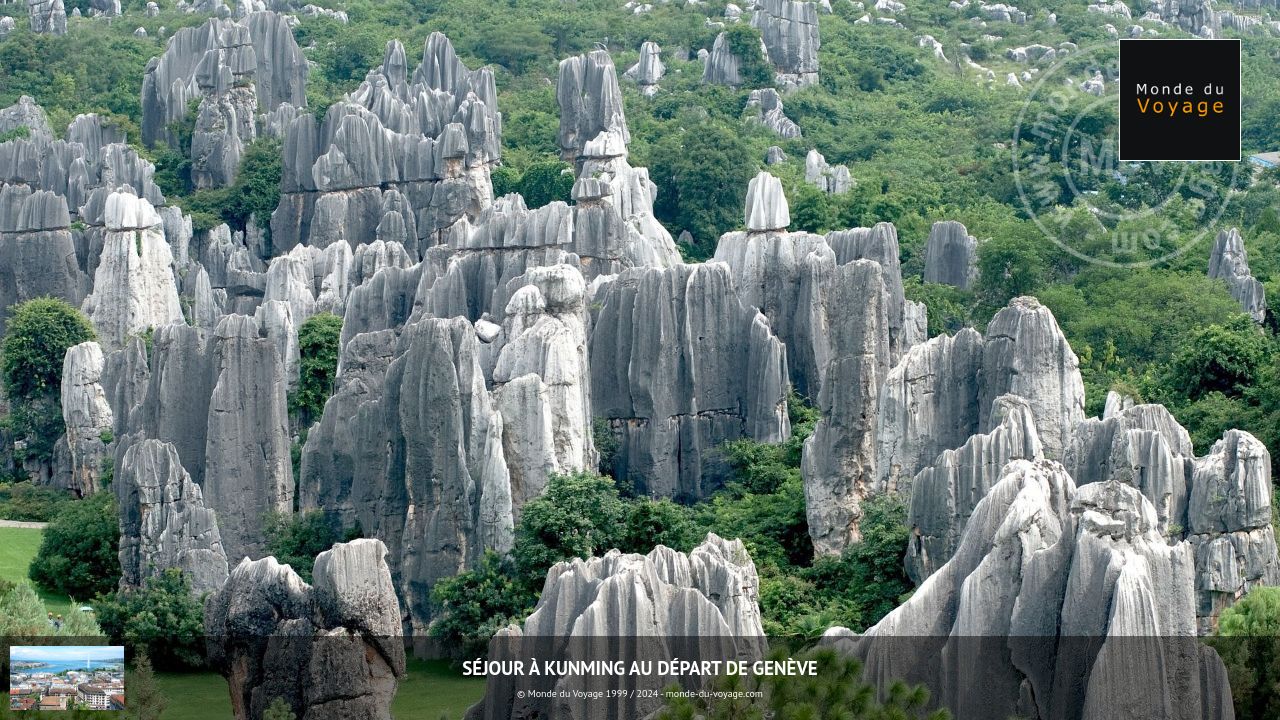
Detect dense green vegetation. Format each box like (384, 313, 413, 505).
(28, 491, 121, 601)
(95, 569, 208, 671)
(0, 526, 77, 617)
(0, 481, 73, 521)
(1, 298, 97, 472)
(262, 509, 356, 583)
(290, 312, 344, 427)
(656, 647, 949, 720)
(434, 397, 912, 654)
(1211, 586, 1280, 719)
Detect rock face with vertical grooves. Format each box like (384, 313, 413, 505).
(800, 259, 890, 553)
(751, 0, 820, 89)
(702, 32, 746, 87)
(81, 191, 185, 349)
(923, 220, 977, 289)
(142, 12, 306, 147)
(203, 314, 293, 562)
(123, 316, 292, 563)
(905, 394, 1043, 582)
(748, 89, 802, 138)
(981, 297, 1086, 460)
(1208, 227, 1266, 323)
(271, 33, 500, 255)
(589, 263, 790, 500)
(1187, 430, 1280, 632)
(205, 539, 405, 720)
(58, 342, 115, 497)
(116, 439, 229, 595)
(876, 296, 1084, 491)
(299, 317, 513, 636)
(624, 41, 665, 96)
(468, 534, 765, 720)
(0, 96, 53, 142)
(0, 186, 88, 337)
(28, 0, 67, 35)
(744, 171, 789, 232)
(558, 49, 681, 270)
(492, 265, 595, 517)
(804, 149, 851, 194)
(828, 459, 1235, 720)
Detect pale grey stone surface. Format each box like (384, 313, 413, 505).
(116, 439, 229, 594)
(205, 539, 405, 720)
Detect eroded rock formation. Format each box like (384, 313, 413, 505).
(1208, 227, 1266, 323)
(469, 534, 765, 720)
(922, 220, 977, 289)
(116, 439, 229, 594)
(205, 539, 406, 720)
(300, 317, 513, 634)
(57, 342, 114, 497)
(828, 459, 1235, 720)
(751, 0, 820, 89)
(590, 263, 790, 500)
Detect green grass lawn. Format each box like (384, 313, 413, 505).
(0, 525, 76, 616)
(158, 659, 485, 720)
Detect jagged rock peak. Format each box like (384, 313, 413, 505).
(589, 262, 790, 500)
(702, 31, 750, 86)
(923, 220, 977, 289)
(751, 0, 821, 89)
(748, 88, 802, 138)
(905, 394, 1043, 582)
(58, 342, 114, 497)
(981, 296, 1085, 460)
(830, 459, 1234, 720)
(1208, 227, 1266, 323)
(141, 11, 307, 149)
(300, 317, 512, 634)
(470, 533, 765, 720)
(28, 0, 68, 35)
(804, 149, 852, 194)
(116, 439, 229, 595)
(624, 41, 665, 95)
(744, 171, 790, 231)
(557, 49, 630, 163)
(83, 192, 185, 349)
(205, 539, 405, 720)
(0, 96, 53, 142)
(876, 295, 1084, 493)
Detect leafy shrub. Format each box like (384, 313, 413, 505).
(95, 569, 207, 670)
(1, 298, 96, 402)
(28, 492, 121, 601)
(290, 313, 343, 426)
(263, 510, 349, 583)
(0, 481, 74, 522)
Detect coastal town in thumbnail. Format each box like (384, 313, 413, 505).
(9, 646, 125, 712)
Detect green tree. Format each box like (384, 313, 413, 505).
(29, 492, 121, 600)
(518, 161, 574, 208)
(0, 582, 103, 637)
(94, 569, 207, 671)
(291, 313, 343, 426)
(124, 651, 167, 720)
(649, 123, 755, 256)
(262, 697, 297, 720)
(2, 297, 96, 402)
(656, 647, 949, 720)
(513, 472, 627, 590)
(430, 551, 535, 661)
(1209, 586, 1280, 719)
(263, 510, 343, 583)
(618, 498, 698, 554)
(722, 24, 773, 88)
(1167, 315, 1272, 400)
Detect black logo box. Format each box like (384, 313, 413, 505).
(1119, 38, 1241, 162)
